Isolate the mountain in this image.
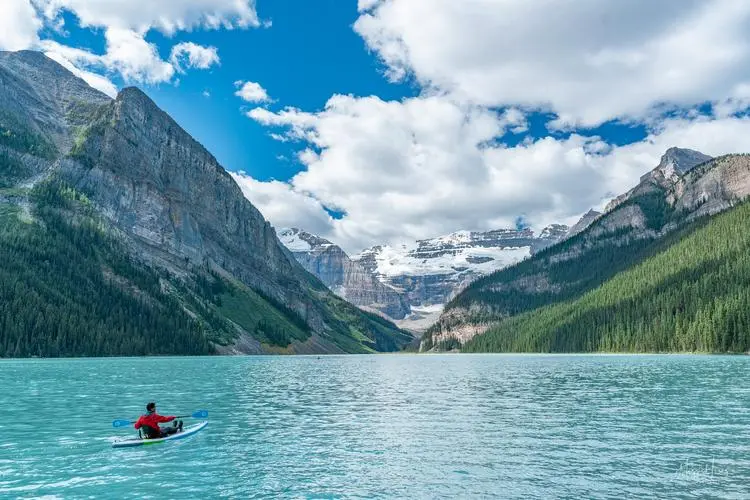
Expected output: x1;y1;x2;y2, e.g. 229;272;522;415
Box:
424;147;750;351
463;199;750;353
604;147;712;212
277;225;568;330
277;228;410;319
353;226;569;311
0;50;412;357
566;209;601;238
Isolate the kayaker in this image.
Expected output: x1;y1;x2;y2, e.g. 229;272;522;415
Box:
134;402;183;439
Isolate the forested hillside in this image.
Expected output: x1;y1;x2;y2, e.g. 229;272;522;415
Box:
463;201;750;353
0;182;213;356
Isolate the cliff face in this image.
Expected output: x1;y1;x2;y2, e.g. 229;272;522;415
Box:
0;50;412;355
605;147;713;213
278;228;411;319
60;88;299;298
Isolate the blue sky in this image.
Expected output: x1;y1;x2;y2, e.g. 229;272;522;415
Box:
43;1;417;181
4;1;750;252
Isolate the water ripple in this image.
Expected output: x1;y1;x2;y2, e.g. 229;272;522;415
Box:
0;354;748;498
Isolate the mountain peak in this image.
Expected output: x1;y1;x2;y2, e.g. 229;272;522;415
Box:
657;147;712;179
278;228;335;251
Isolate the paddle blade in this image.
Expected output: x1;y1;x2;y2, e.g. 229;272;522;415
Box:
191;410;208;419
112;419;133;428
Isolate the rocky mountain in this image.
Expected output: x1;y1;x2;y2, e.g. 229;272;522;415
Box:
353;226;569;310
0;50;412;356
604;147;712;212
566;209;601;238
277;228;410;319
277;225;568;330
424;147;750;351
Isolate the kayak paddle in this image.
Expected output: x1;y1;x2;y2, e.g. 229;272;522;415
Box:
112;409;209;428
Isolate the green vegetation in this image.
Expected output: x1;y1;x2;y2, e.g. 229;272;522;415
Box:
216;281;311;348
626;190;672;230
428;192;699;350
315;293;413;353
0;179;409;356
0;111;57;160
438;227;658;329
463;201;750;353
0;150;31;188
0;181;213;357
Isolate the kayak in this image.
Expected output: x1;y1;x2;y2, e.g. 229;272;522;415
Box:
112;421;208;448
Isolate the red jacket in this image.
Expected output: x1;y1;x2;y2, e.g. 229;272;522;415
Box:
134;412;175;433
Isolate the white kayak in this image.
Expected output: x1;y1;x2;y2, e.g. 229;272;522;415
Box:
112;421;208;448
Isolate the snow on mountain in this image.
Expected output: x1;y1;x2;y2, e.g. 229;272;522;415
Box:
277;228;411;319
356;240;532;278
353;226;568;310
278;225;568;329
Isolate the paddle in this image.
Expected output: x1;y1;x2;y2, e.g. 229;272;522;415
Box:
112;409;208;428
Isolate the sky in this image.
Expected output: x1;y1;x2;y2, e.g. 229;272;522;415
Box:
4;1;750;253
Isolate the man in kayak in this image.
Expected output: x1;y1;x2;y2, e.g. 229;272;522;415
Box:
134;402;183;439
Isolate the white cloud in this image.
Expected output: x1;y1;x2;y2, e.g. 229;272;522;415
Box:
102;28;174;83
357;0;380;12
0;0;41;51
3;1;258;91
35;0;260;34
232;0;750;252
43;49;118;97
170;42;220;72
354;0;750;127
229;172;335;237
244;91;750;253
235;80;271;103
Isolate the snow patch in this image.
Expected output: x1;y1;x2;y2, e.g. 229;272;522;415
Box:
277;228;312;252
361;243;531;278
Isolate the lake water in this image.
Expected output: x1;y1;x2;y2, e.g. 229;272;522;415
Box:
1;354;748;498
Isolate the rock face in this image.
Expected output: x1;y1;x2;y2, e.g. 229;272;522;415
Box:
605;147;712;212
425;147;750;351
671;154;750;219
59;86;299;300
566;209;601;238
0;50;412;355
278;228;411;319
278;225;569;327
0;50;110;153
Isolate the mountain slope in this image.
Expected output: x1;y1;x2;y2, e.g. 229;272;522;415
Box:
424;148;748;350
0;50;412;356
463;200;750;353
278;228;411;319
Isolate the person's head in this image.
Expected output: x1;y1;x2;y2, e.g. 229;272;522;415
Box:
146;402;156;413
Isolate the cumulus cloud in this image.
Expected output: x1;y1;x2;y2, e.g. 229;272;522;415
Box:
229;172;335;237
6;1;258;91
0;0;41;51
233;0;750;252
234;80;271;103
354;0;750;127
43;49;118;97
170;42;220;72
103;28;175;83
35;0;260;34
243;90;750;253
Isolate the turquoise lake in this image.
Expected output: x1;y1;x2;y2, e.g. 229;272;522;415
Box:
1;354;748;498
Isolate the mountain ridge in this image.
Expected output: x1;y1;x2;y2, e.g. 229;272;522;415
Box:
278;224;569;329
424;147;750;351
